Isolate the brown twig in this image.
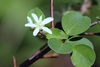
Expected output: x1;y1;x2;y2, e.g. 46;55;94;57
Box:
80;32;100;36
13;56;17;67
80;20;100;36
80;32;94;36
80;0;91;14
43;53;59;58
50;0;55;28
90;20;100;27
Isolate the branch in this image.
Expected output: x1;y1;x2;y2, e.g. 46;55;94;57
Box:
19;44;51;67
80;0;91;14
80;32;100;36
94;32;100;36
90;20;100;27
13;56;17;67
79;20;100;36
50;0;55;28
43;53;59;58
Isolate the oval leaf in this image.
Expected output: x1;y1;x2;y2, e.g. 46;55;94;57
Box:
70;37;94;49
62;11;91;35
48;38;73;54
46;28;68;39
71;45;96;67
27;7;45;23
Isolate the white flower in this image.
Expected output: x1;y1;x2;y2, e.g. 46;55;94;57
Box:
25;13;53;36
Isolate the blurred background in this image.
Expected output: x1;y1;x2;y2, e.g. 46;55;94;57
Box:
0;0;100;67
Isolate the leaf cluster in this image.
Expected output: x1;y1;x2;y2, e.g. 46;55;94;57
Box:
28;8;96;67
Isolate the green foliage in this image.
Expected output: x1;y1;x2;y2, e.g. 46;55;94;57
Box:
70;37;94;49
62;11;91;35
27;7;45;23
48;38;73;54
46;28;68;39
71;45;96;67
47;11;95;67
26;8;96;67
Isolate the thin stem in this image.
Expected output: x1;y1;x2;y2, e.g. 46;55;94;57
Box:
94;32;100;36
90;20;100;27
50;0;55;28
80;32;100;36
43;53;59;58
80;0;91;14
79;20;100;36
79;32;94;36
13;56;17;67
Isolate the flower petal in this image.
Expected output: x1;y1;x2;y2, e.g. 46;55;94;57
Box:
42;27;52;34
38;15;42;23
41;17;53;25
25;23;36;28
33;28;39;36
32;13;39;23
27;16;33;24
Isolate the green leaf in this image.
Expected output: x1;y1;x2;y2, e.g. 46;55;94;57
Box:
70;37;94;49
46;28;68;39
62;11;91;35
27;7;45;23
48;38;73;54
71;45;96;67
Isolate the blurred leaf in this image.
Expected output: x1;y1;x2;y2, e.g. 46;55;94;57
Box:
86;6;100;33
62;11;91;35
27;7;45;23
48;38;73;54
54;0;83;5
46;28;68;39
87;6;100;22
71;45;96;67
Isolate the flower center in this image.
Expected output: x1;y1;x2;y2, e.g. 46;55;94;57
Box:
37;23;42;29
